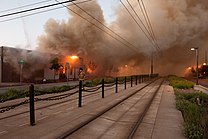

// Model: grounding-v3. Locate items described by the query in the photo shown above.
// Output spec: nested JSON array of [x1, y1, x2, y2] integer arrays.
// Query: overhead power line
[[120, 0, 159, 51], [138, 0, 160, 50], [0, 0, 53, 14], [0, 0, 76, 18], [125, 0, 159, 50], [0, 0, 92, 23], [71, 1, 140, 52], [126, 0, 153, 41], [0, 6, 63, 23], [54, 0, 140, 53]]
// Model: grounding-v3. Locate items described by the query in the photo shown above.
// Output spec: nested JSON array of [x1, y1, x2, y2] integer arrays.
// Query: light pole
[[191, 47, 199, 85], [69, 55, 78, 80], [18, 59, 24, 85], [66, 62, 69, 84]]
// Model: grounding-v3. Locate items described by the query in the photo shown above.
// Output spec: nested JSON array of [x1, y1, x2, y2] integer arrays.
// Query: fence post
[[136, 76, 138, 85], [139, 76, 141, 83], [78, 81, 82, 107], [124, 76, 127, 90], [102, 79, 104, 98], [131, 76, 133, 87], [115, 77, 118, 93], [29, 84, 35, 126], [141, 75, 143, 83]]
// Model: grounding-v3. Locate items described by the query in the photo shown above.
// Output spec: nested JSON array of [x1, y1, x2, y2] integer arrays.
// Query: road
[[186, 78, 208, 88]]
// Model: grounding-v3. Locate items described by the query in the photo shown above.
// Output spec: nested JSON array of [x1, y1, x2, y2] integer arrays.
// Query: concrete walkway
[[152, 84, 186, 139]]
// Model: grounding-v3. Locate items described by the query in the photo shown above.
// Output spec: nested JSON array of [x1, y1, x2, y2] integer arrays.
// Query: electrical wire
[[126, 0, 160, 51], [140, 0, 160, 50], [137, 0, 160, 50], [126, 0, 154, 43], [120, 0, 159, 51], [0, 0, 53, 13], [55, 0, 140, 53], [71, 1, 140, 52], [0, 0, 75, 18], [0, 0, 92, 23]]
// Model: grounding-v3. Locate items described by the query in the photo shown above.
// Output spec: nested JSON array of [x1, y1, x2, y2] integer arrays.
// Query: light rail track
[[57, 78, 164, 139]]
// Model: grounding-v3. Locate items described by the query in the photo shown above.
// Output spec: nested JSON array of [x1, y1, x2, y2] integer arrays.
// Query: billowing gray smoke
[[37, 0, 208, 76]]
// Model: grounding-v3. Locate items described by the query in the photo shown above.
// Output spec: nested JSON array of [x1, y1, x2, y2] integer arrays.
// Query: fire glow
[[87, 68, 93, 74]]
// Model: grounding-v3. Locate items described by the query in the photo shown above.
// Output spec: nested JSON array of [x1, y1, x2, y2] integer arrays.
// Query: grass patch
[[168, 75, 194, 89], [85, 77, 115, 87], [0, 85, 72, 102], [0, 89, 29, 102]]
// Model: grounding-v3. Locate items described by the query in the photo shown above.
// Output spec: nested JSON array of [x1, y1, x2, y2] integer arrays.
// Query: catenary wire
[[71, 1, 140, 52], [120, 0, 159, 51], [125, 0, 159, 51], [0, 0, 53, 13], [0, 0, 76, 18], [126, 0, 155, 45], [139, 0, 160, 49], [0, 0, 139, 53], [128, 0, 160, 50], [55, 0, 140, 53], [0, 0, 92, 23]]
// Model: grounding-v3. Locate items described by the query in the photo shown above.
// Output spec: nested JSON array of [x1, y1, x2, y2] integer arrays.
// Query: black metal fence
[[0, 73, 159, 126]]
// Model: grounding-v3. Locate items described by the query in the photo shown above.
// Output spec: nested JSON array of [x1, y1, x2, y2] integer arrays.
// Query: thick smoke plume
[[37, 0, 208, 76]]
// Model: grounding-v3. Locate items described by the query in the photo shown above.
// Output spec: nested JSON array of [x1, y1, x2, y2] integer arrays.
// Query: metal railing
[[0, 73, 159, 126]]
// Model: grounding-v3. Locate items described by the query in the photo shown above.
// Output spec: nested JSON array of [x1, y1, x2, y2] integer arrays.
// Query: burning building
[[0, 46, 85, 83]]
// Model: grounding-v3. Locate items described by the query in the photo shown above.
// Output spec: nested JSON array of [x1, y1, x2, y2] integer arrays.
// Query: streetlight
[[66, 62, 69, 84], [191, 47, 199, 85], [69, 55, 79, 80]]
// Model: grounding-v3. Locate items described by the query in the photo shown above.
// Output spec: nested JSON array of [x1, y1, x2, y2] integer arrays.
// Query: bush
[[85, 77, 115, 87], [0, 85, 72, 102], [0, 89, 28, 102], [85, 79, 102, 87], [175, 91, 208, 139], [184, 123, 204, 139], [168, 75, 194, 89]]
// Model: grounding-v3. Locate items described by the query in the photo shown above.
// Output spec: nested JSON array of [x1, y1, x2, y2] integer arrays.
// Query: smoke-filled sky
[[1, 0, 208, 76], [37, 0, 208, 76]]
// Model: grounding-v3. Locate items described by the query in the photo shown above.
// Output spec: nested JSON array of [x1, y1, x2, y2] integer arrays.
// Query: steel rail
[[127, 78, 164, 139], [57, 78, 160, 139]]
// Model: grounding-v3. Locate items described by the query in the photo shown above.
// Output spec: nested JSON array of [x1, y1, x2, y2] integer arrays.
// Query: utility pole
[[0, 46, 3, 83], [150, 52, 153, 76], [191, 47, 199, 85], [205, 50, 207, 64]]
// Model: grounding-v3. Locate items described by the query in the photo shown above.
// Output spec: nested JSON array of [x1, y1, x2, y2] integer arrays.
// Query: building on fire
[[0, 46, 84, 83]]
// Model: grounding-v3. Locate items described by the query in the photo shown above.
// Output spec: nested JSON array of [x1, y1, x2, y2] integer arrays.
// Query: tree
[[199, 65, 208, 78], [50, 57, 62, 80]]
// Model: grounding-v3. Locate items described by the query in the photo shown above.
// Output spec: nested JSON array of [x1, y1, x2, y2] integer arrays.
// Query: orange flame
[[87, 68, 93, 74]]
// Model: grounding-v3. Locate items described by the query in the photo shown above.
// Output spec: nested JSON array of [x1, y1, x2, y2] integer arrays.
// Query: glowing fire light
[[203, 63, 207, 66], [188, 67, 192, 70], [70, 55, 79, 60], [87, 68, 93, 74], [125, 65, 128, 68]]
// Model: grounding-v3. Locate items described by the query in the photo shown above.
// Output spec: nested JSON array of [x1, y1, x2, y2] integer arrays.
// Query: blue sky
[[0, 0, 118, 49]]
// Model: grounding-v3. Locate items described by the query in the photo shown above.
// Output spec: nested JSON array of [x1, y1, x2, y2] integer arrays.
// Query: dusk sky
[[0, 0, 118, 49]]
